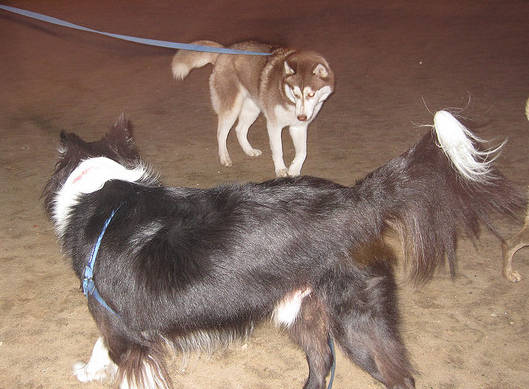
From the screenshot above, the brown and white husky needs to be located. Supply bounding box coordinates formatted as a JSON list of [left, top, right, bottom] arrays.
[[171, 40, 335, 177]]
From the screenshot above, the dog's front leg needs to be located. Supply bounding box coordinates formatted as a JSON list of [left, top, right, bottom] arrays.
[[73, 337, 118, 383], [267, 123, 288, 177], [288, 125, 308, 177]]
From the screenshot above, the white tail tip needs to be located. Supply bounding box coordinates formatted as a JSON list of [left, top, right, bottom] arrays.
[[171, 62, 190, 80], [433, 110, 504, 182]]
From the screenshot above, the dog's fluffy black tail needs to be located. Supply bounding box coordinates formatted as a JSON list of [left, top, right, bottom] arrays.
[[357, 110, 526, 283]]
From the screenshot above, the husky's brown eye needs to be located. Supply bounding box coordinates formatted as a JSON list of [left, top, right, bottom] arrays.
[[307, 92, 315, 98]]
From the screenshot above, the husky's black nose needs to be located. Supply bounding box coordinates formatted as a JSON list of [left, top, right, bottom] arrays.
[[297, 114, 307, 121]]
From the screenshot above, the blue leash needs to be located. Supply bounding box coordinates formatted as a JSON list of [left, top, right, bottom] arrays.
[[0, 5, 271, 56], [82, 208, 120, 317]]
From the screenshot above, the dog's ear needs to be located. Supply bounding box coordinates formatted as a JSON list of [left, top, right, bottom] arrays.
[[284, 60, 296, 76], [110, 113, 134, 142], [313, 63, 329, 79], [107, 113, 136, 149], [58, 130, 83, 155], [105, 113, 139, 159]]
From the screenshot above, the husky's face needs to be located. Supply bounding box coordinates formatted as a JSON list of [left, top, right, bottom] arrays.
[[283, 53, 334, 122], [42, 114, 140, 219]]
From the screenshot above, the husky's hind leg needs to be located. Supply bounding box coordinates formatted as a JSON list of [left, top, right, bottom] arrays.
[[235, 98, 262, 157], [210, 73, 243, 167]]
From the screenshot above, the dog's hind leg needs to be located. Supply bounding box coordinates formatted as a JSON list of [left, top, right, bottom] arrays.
[[209, 74, 244, 167], [325, 266, 415, 389], [285, 295, 333, 389], [215, 97, 243, 167], [235, 98, 262, 157], [501, 206, 529, 282]]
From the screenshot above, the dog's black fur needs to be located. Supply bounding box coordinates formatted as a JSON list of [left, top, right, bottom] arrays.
[[43, 115, 524, 389]]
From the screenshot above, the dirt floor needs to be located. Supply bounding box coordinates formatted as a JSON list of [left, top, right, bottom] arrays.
[[1, 1, 529, 388]]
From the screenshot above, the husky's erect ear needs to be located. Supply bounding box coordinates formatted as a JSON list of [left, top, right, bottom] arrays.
[[284, 60, 296, 76], [313, 63, 329, 79]]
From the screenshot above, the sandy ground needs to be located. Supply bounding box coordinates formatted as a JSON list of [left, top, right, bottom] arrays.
[[1, 1, 529, 388]]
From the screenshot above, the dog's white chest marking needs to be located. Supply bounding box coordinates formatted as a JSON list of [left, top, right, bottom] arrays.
[[54, 157, 146, 235], [272, 288, 312, 328]]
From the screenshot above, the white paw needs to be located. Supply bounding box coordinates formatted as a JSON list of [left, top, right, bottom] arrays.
[[275, 168, 289, 177], [505, 270, 522, 283], [245, 148, 262, 157], [288, 166, 301, 177], [73, 361, 115, 383], [73, 337, 118, 383], [219, 153, 232, 167]]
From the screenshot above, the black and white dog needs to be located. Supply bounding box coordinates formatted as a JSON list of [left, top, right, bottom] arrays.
[[43, 112, 523, 389]]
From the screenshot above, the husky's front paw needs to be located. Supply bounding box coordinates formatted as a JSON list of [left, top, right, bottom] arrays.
[[219, 153, 232, 167], [275, 167, 289, 177], [287, 165, 302, 177], [287, 168, 301, 177], [245, 148, 262, 157]]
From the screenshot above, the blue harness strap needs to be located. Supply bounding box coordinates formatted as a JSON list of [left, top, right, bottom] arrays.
[[0, 5, 271, 56], [327, 335, 336, 389], [82, 208, 119, 316]]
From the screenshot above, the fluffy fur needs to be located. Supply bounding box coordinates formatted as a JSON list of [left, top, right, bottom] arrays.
[[43, 112, 524, 389], [171, 40, 335, 177]]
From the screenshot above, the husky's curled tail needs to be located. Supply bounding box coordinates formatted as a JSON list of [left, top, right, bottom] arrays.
[[171, 40, 224, 80]]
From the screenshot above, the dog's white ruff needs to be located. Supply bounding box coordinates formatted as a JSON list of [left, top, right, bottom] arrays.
[[434, 110, 505, 182], [272, 288, 312, 328], [53, 157, 147, 236], [73, 337, 117, 383]]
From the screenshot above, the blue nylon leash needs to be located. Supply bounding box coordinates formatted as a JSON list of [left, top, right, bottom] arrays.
[[327, 335, 336, 389], [83, 208, 120, 316], [0, 5, 271, 56]]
